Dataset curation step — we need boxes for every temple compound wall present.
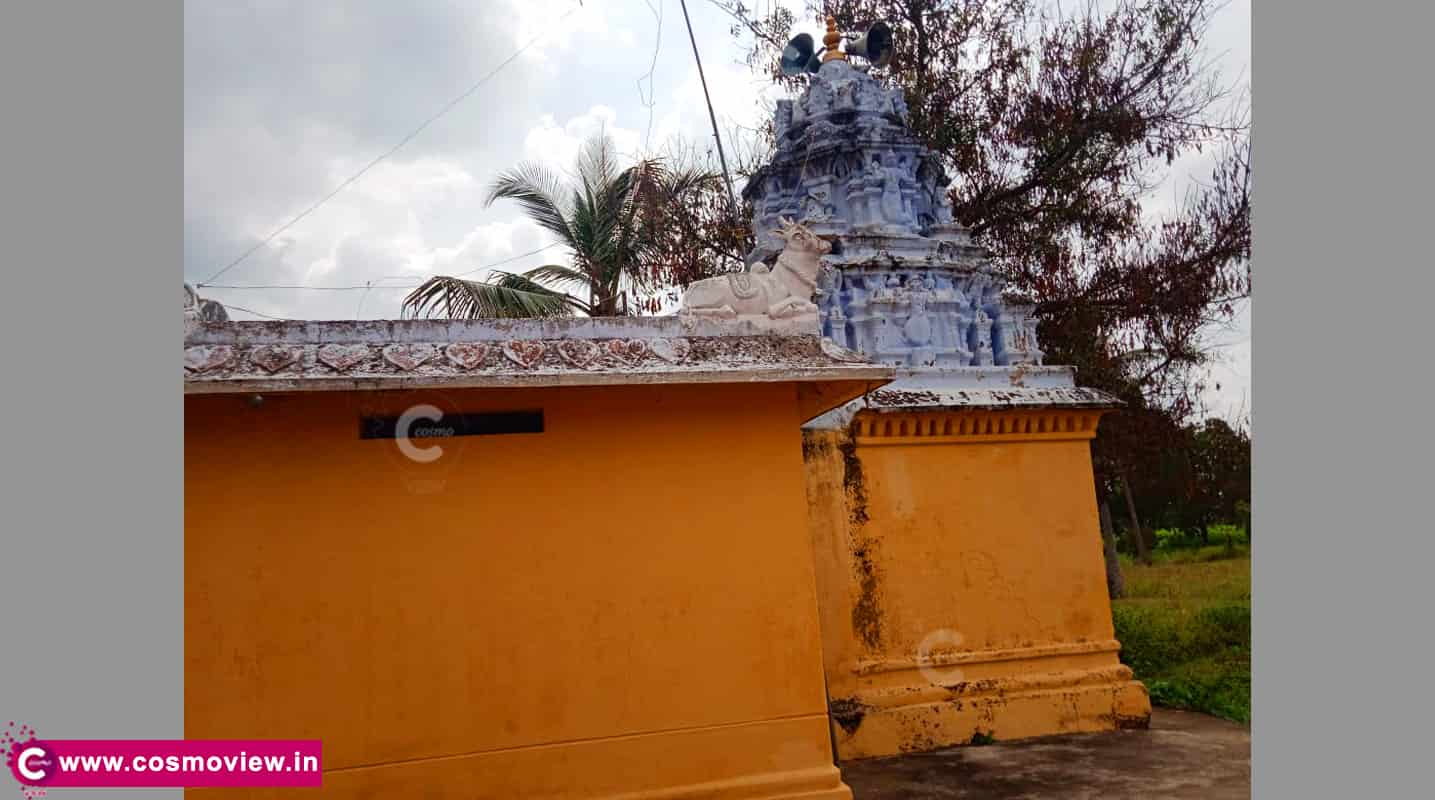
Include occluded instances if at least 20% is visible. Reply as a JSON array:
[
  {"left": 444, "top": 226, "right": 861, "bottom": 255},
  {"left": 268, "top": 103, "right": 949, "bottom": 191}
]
[{"left": 183, "top": 316, "right": 888, "bottom": 800}]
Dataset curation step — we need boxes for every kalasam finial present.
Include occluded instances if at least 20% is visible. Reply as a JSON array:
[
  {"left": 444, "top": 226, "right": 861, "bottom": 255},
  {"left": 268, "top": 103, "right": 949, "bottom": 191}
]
[{"left": 822, "top": 15, "right": 846, "bottom": 62}]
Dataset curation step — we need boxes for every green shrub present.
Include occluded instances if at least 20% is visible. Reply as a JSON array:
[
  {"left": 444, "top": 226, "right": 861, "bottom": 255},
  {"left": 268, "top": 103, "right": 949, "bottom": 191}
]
[
  {"left": 1145, "top": 657, "right": 1251, "bottom": 723},
  {"left": 1190, "top": 604, "right": 1251, "bottom": 652},
  {"left": 1150, "top": 525, "right": 1249, "bottom": 552},
  {"left": 1112, "top": 606, "right": 1187, "bottom": 674},
  {"left": 1112, "top": 556, "right": 1251, "bottom": 723}
]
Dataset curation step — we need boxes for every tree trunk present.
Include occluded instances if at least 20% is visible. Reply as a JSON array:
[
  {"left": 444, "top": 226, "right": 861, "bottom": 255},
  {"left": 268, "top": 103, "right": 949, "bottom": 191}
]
[
  {"left": 1099, "top": 500, "right": 1124, "bottom": 599},
  {"left": 1118, "top": 471, "right": 1151, "bottom": 565}
]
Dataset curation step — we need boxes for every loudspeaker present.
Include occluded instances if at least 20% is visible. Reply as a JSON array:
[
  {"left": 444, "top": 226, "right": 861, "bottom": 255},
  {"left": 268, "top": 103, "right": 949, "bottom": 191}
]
[
  {"left": 847, "top": 22, "right": 893, "bottom": 68},
  {"left": 780, "top": 33, "right": 822, "bottom": 76}
]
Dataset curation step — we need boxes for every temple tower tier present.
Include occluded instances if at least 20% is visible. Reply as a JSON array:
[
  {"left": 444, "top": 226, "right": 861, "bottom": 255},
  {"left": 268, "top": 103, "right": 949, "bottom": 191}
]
[{"left": 744, "top": 59, "right": 1043, "bottom": 370}]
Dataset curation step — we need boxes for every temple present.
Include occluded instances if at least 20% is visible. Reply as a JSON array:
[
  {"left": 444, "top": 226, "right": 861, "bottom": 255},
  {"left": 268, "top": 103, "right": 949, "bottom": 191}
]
[
  {"left": 744, "top": 19, "right": 1153, "bottom": 761},
  {"left": 178, "top": 21, "right": 1149, "bottom": 797}
]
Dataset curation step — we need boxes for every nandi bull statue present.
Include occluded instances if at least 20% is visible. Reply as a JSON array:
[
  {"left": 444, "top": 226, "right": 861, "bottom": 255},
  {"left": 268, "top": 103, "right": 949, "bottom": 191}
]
[
  {"left": 184, "top": 282, "right": 228, "bottom": 336},
  {"left": 679, "top": 217, "right": 831, "bottom": 320}
]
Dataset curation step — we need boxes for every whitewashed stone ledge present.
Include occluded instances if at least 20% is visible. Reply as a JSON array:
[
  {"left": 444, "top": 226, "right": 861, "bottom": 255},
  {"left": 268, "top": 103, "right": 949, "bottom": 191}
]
[
  {"left": 183, "top": 314, "right": 822, "bottom": 347},
  {"left": 801, "top": 366, "right": 1122, "bottom": 431},
  {"left": 183, "top": 316, "right": 893, "bottom": 396}
]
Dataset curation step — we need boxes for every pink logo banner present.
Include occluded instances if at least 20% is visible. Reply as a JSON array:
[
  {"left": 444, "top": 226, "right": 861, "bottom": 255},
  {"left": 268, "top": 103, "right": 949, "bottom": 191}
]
[{"left": 6, "top": 739, "right": 322, "bottom": 789}]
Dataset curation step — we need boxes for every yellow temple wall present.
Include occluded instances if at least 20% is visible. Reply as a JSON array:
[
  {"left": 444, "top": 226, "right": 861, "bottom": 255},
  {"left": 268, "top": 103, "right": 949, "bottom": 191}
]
[
  {"left": 803, "top": 407, "right": 1151, "bottom": 759},
  {"left": 184, "top": 382, "right": 851, "bottom": 800}
]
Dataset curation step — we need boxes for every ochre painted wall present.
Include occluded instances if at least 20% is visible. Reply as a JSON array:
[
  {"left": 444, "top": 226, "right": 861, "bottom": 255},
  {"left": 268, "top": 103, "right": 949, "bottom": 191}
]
[
  {"left": 803, "top": 408, "right": 1150, "bottom": 759},
  {"left": 185, "top": 382, "right": 850, "bottom": 799}
]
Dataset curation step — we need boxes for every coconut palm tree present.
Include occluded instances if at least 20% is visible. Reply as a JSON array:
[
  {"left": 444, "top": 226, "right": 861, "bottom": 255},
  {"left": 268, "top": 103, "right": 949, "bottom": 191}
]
[{"left": 402, "top": 133, "right": 711, "bottom": 319}]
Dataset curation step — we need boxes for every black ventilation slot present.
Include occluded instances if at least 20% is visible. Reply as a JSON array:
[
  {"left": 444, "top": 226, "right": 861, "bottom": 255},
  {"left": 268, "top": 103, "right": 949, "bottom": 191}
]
[{"left": 359, "top": 410, "right": 544, "bottom": 440}]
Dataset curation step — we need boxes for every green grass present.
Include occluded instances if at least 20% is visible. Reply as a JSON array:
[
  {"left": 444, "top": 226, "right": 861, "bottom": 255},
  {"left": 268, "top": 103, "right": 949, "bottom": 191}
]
[{"left": 1111, "top": 532, "right": 1251, "bottom": 724}]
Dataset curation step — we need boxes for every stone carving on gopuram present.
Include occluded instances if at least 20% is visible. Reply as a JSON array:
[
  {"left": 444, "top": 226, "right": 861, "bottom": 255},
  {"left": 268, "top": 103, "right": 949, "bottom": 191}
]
[{"left": 743, "top": 24, "right": 1043, "bottom": 372}]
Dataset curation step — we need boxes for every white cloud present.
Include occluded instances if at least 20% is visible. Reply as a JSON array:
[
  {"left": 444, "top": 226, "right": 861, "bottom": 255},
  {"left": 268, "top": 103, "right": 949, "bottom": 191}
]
[
  {"left": 522, "top": 106, "right": 643, "bottom": 170},
  {"left": 514, "top": 0, "right": 639, "bottom": 67}
]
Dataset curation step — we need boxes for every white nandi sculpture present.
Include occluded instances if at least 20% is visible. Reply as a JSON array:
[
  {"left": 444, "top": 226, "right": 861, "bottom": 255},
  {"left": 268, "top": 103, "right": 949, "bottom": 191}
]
[
  {"left": 184, "top": 283, "right": 228, "bottom": 336},
  {"left": 680, "top": 217, "right": 831, "bottom": 320}
]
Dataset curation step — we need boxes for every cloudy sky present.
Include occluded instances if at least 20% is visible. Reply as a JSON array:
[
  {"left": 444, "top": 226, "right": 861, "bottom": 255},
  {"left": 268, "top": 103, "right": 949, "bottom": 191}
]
[{"left": 183, "top": 0, "right": 1250, "bottom": 422}]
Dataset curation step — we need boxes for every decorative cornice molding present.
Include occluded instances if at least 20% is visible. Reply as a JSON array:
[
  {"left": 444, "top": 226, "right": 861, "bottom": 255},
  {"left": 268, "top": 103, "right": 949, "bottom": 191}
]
[
  {"left": 852, "top": 407, "right": 1105, "bottom": 446},
  {"left": 183, "top": 322, "right": 896, "bottom": 396},
  {"left": 185, "top": 336, "right": 696, "bottom": 377}
]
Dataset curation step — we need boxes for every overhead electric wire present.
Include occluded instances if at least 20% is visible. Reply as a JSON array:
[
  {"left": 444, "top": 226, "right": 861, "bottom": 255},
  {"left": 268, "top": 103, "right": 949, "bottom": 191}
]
[
  {"left": 217, "top": 303, "right": 291, "bottom": 321},
  {"left": 638, "top": 0, "right": 665, "bottom": 151},
  {"left": 676, "top": 0, "right": 741, "bottom": 228},
  {"left": 196, "top": 2, "right": 583, "bottom": 288},
  {"left": 200, "top": 242, "right": 564, "bottom": 291}
]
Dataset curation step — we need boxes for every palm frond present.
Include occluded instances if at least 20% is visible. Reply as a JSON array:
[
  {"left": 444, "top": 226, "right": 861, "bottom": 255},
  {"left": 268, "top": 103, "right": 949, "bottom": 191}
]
[
  {"left": 660, "top": 167, "right": 719, "bottom": 200},
  {"left": 485, "top": 162, "right": 576, "bottom": 247},
  {"left": 454, "top": 131, "right": 699, "bottom": 319},
  {"left": 574, "top": 132, "right": 620, "bottom": 192},
  {"left": 402, "top": 273, "right": 580, "bottom": 320},
  {"left": 522, "top": 264, "right": 595, "bottom": 293}
]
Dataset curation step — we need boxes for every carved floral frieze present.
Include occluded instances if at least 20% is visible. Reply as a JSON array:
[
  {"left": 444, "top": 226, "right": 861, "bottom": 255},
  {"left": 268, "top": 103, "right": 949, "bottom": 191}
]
[
  {"left": 183, "top": 337, "right": 723, "bottom": 380},
  {"left": 316, "top": 344, "right": 370, "bottom": 372},
  {"left": 443, "top": 343, "right": 489, "bottom": 370},
  {"left": 249, "top": 345, "right": 303, "bottom": 374}
]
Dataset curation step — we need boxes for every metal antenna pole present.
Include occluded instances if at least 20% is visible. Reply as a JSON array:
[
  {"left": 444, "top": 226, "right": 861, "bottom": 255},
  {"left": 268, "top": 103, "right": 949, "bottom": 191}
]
[{"left": 677, "top": 0, "right": 742, "bottom": 229}]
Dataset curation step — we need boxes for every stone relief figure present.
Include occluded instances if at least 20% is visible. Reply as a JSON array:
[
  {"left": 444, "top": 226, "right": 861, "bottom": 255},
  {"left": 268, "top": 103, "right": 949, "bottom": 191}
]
[
  {"left": 680, "top": 217, "right": 831, "bottom": 320},
  {"left": 861, "top": 273, "right": 890, "bottom": 305},
  {"left": 902, "top": 274, "right": 936, "bottom": 346},
  {"left": 929, "top": 195, "right": 952, "bottom": 224},
  {"left": 801, "top": 188, "right": 833, "bottom": 222},
  {"left": 880, "top": 164, "right": 905, "bottom": 224},
  {"left": 853, "top": 156, "right": 882, "bottom": 226},
  {"left": 763, "top": 177, "right": 786, "bottom": 219},
  {"left": 806, "top": 81, "right": 832, "bottom": 117},
  {"left": 827, "top": 304, "right": 849, "bottom": 348},
  {"left": 773, "top": 100, "right": 793, "bottom": 140},
  {"left": 889, "top": 90, "right": 910, "bottom": 124},
  {"left": 1023, "top": 317, "right": 1045, "bottom": 364},
  {"left": 972, "top": 309, "right": 995, "bottom": 366},
  {"left": 865, "top": 154, "right": 885, "bottom": 184},
  {"left": 892, "top": 273, "right": 911, "bottom": 306},
  {"left": 802, "top": 194, "right": 825, "bottom": 222}
]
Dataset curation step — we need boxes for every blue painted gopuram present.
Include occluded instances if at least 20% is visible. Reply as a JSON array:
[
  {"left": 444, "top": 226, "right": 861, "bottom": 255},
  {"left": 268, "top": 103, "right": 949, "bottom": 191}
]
[{"left": 744, "top": 57, "right": 1045, "bottom": 371}]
